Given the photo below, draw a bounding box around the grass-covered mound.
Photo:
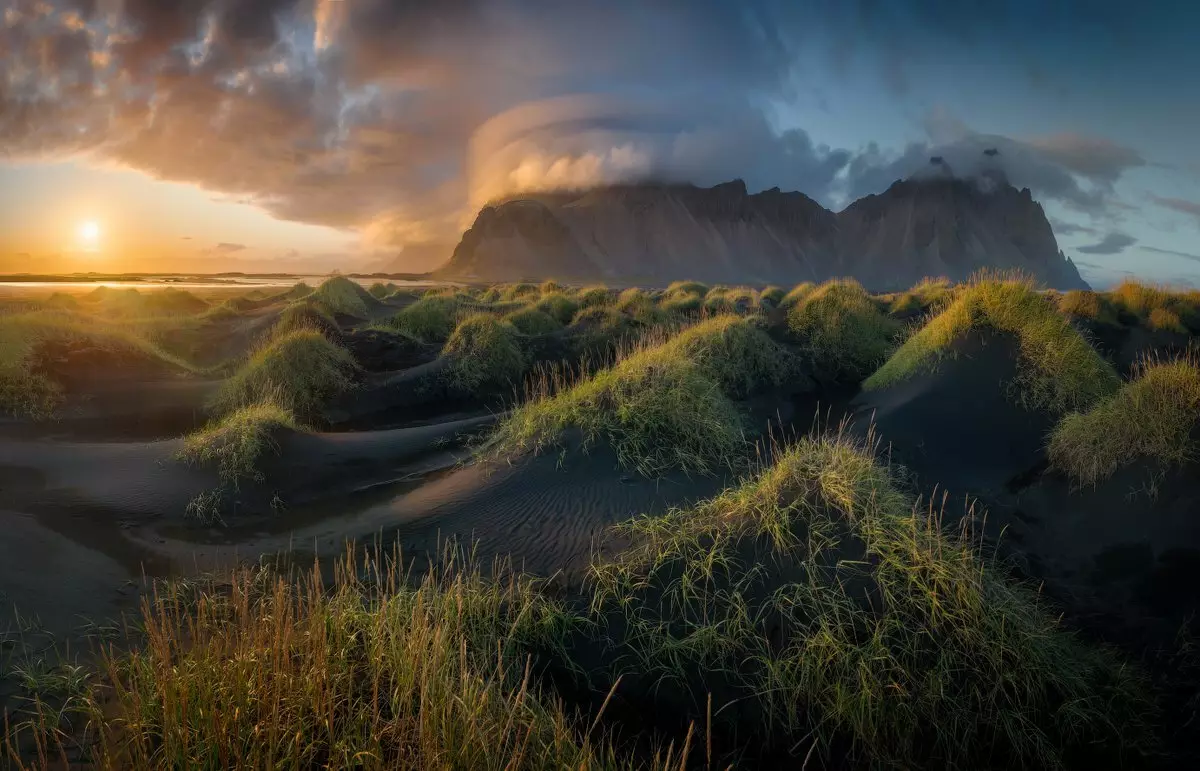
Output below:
[664,280,708,298]
[310,276,377,318]
[702,286,757,314]
[591,429,1154,769]
[1058,289,1121,326]
[0,311,192,418]
[780,281,816,308]
[787,279,900,381]
[22,550,652,769]
[574,284,612,309]
[535,292,580,325]
[486,333,748,477]
[569,307,641,358]
[1049,358,1200,486]
[178,402,296,493]
[382,295,460,344]
[272,300,340,340]
[367,281,397,299]
[887,276,953,317]
[1108,279,1200,330]
[757,285,786,308]
[210,329,356,419]
[505,307,562,336]
[659,291,702,316]
[487,318,800,476]
[441,314,527,391]
[616,288,668,326]
[865,277,1120,413]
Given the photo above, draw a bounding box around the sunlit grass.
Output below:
[865,275,1119,412]
[1049,357,1200,485]
[381,295,462,344]
[441,313,528,391]
[309,275,377,318]
[787,278,900,380]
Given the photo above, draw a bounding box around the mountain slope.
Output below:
[435,171,1089,290]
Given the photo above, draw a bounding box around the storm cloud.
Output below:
[1077,232,1137,255]
[0,0,1166,267]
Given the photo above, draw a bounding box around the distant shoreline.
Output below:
[0,271,434,284]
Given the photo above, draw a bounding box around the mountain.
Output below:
[433,168,1089,290]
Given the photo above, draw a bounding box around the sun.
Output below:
[77,220,101,250]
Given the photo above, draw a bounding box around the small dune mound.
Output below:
[142,287,209,316]
[441,314,527,391]
[779,281,815,308]
[568,306,641,358]
[655,314,806,398]
[44,292,80,310]
[589,430,1153,769]
[573,284,612,308]
[342,327,431,372]
[211,329,356,419]
[534,291,579,325]
[659,289,703,316]
[757,285,786,308]
[665,280,708,298]
[0,312,190,418]
[367,281,395,299]
[278,282,314,302]
[1050,358,1200,486]
[272,301,340,340]
[887,276,952,319]
[1108,279,1200,332]
[381,295,460,344]
[788,278,899,381]
[615,288,667,326]
[1058,289,1121,327]
[857,278,1120,494]
[703,285,757,314]
[505,307,562,336]
[309,276,378,318]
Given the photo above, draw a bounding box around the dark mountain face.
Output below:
[434,176,1089,290]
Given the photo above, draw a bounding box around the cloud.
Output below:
[1149,195,1200,224]
[1140,245,1200,264]
[842,110,1143,215]
[1076,232,1136,255]
[204,242,248,255]
[1048,217,1096,237]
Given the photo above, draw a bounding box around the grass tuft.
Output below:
[310,276,376,318]
[382,295,461,344]
[535,292,580,325]
[1058,289,1120,326]
[210,329,356,419]
[505,307,563,336]
[441,314,527,391]
[575,284,613,308]
[788,279,900,381]
[1148,307,1186,333]
[1049,357,1200,485]
[865,276,1119,412]
[179,402,297,490]
[780,282,816,308]
[757,285,786,308]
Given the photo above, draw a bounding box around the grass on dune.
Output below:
[505,307,562,336]
[0,310,195,418]
[485,330,748,477]
[1057,289,1121,326]
[178,402,297,490]
[659,292,702,316]
[590,427,1155,769]
[310,275,377,318]
[441,314,528,391]
[272,300,340,339]
[382,295,461,344]
[1049,357,1200,485]
[616,288,668,326]
[1107,279,1200,330]
[779,281,816,308]
[865,276,1120,412]
[574,284,613,308]
[209,328,356,419]
[665,280,708,298]
[535,292,580,325]
[757,285,786,308]
[787,279,900,381]
[888,276,953,316]
[487,316,799,476]
[6,547,690,770]
[1148,307,1186,333]
[702,286,757,315]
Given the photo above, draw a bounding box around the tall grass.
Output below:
[4,547,692,770]
[1049,357,1200,485]
[590,426,1155,769]
[865,276,1120,412]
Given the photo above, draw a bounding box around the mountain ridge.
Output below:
[433,169,1089,290]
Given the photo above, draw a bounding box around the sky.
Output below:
[1,0,1198,286]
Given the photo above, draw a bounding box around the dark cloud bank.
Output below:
[0,0,1156,267]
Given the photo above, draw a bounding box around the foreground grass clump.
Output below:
[46,548,662,770]
[441,314,527,391]
[865,277,1120,412]
[787,279,900,380]
[179,402,296,490]
[310,276,377,318]
[1058,289,1120,326]
[486,333,746,476]
[0,311,190,418]
[535,292,580,325]
[382,295,460,344]
[1049,358,1200,485]
[591,429,1154,769]
[211,329,356,418]
[505,307,562,336]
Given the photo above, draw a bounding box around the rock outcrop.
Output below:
[435,172,1089,290]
